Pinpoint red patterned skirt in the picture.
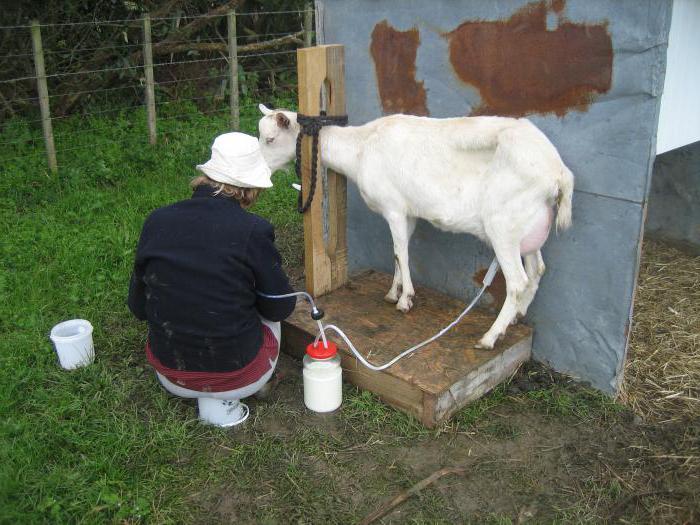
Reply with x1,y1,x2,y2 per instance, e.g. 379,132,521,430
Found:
145,325,279,393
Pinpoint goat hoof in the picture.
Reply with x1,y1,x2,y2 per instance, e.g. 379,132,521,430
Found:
384,292,399,304
474,338,495,350
396,296,413,313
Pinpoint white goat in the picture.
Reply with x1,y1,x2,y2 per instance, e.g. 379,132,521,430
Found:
258,105,574,349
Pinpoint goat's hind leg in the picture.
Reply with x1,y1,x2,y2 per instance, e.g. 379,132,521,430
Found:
476,239,529,349
516,250,545,319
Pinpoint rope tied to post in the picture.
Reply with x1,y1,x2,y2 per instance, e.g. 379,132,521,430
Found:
295,111,348,213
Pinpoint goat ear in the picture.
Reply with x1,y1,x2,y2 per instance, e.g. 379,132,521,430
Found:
276,112,290,129
259,103,273,116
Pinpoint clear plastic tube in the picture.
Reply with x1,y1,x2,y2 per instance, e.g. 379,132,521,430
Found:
315,285,488,371
257,257,499,371
256,289,329,347
257,289,317,307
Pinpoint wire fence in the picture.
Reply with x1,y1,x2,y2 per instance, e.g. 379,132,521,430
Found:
0,6,311,171
0,10,309,29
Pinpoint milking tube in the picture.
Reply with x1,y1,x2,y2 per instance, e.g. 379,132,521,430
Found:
256,257,499,371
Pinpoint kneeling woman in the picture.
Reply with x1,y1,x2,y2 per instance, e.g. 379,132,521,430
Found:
128,132,296,426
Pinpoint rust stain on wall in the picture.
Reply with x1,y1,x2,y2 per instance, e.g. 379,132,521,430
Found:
473,268,507,310
445,0,612,117
370,20,429,116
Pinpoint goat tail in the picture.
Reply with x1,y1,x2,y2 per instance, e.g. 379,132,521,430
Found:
555,165,574,232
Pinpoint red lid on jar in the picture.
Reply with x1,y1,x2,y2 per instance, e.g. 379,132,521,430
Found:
306,340,338,359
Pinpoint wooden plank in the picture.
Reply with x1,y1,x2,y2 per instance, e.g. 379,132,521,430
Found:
142,14,157,145
282,270,532,427
30,20,57,173
324,47,348,291
297,46,329,296
296,45,348,296
429,334,532,426
227,10,239,130
287,270,531,394
283,321,424,418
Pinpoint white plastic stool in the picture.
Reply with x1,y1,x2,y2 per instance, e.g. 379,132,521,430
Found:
197,398,249,427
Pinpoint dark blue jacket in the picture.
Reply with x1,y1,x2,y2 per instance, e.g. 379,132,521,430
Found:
128,185,296,372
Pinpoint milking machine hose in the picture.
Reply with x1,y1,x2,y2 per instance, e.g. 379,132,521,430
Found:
257,257,499,371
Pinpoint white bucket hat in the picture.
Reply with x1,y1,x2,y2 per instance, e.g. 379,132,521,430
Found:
196,132,272,188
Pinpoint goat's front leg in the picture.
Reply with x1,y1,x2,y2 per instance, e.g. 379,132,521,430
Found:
477,237,528,349
385,214,416,313
384,217,416,304
384,255,402,304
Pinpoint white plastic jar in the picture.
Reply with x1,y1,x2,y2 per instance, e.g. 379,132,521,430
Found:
303,341,342,412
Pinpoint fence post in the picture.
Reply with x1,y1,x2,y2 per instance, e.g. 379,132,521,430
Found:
142,13,157,145
227,10,239,130
30,20,57,173
297,45,347,296
304,4,314,47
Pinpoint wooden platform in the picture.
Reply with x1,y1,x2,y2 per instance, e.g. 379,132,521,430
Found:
282,271,532,428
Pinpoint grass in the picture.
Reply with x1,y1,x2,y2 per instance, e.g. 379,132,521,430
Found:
1,102,697,524
0,99,304,523
340,390,428,439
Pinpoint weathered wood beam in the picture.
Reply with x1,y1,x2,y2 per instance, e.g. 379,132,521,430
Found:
297,45,348,297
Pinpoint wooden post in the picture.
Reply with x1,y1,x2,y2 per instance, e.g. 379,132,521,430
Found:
142,14,157,145
297,45,347,296
304,4,314,47
227,10,239,130
30,20,57,173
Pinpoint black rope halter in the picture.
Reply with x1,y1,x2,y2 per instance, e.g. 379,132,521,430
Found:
295,111,349,213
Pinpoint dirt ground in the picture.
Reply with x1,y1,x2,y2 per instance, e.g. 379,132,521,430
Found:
192,241,698,524
191,356,696,524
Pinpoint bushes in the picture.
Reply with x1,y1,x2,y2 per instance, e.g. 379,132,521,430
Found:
0,0,307,120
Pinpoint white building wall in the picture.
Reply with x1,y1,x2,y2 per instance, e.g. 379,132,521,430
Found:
657,0,700,154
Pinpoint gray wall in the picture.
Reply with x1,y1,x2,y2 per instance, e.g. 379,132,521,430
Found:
318,0,672,393
646,141,700,253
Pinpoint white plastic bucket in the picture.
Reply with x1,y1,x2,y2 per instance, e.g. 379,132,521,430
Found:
49,319,94,370
197,398,249,427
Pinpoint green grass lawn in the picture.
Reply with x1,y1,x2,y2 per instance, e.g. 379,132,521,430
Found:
0,101,304,523
2,102,696,524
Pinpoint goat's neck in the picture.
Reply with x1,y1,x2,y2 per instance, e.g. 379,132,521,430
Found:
318,126,362,182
